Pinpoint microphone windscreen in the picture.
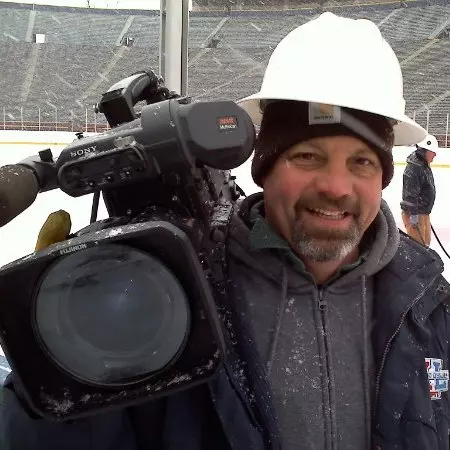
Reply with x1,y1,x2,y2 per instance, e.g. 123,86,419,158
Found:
0,165,39,227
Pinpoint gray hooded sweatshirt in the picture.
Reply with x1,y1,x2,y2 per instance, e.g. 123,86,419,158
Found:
226,196,400,450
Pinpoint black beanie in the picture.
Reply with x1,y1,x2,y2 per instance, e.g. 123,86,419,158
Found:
252,101,395,189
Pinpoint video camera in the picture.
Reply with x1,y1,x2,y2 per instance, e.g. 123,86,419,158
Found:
0,70,255,421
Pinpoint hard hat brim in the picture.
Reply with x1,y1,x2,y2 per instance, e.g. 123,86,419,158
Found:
237,94,427,147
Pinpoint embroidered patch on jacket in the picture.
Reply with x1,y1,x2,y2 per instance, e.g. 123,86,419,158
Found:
425,358,449,400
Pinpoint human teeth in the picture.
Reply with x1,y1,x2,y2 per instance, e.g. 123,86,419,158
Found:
312,209,346,218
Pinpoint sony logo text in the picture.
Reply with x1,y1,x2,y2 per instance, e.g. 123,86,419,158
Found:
70,146,97,158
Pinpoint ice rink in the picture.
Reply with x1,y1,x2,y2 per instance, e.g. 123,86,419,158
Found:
0,132,449,381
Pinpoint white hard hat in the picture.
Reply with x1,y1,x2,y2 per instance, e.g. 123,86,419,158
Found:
417,134,438,153
237,12,426,146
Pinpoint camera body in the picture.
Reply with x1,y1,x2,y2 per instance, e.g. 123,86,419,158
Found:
0,71,255,421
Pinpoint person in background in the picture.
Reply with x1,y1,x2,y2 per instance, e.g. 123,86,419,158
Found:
401,134,438,246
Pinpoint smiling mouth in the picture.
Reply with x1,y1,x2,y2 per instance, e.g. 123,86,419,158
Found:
306,208,350,220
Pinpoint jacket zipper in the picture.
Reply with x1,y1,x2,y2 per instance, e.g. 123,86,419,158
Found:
318,288,336,450
373,275,440,419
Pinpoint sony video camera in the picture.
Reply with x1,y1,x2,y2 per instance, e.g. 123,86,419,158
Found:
0,70,255,421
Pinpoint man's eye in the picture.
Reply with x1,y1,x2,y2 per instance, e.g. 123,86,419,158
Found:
290,152,318,161
354,157,377,167
351,156,381,176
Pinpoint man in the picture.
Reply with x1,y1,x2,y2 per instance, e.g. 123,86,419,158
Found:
1,12,449,450
401,134,438,247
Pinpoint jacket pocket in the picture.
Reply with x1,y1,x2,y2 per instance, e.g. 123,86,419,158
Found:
403,417,438,449
401,401,449,449
400,376,439,449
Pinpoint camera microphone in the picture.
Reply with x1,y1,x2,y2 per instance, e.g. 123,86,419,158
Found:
0,149,59,227
0,164,40,227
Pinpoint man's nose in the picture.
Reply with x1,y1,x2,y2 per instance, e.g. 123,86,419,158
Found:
313,162,353,199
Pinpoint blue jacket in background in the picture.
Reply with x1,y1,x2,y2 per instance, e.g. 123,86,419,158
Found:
401,147,436,215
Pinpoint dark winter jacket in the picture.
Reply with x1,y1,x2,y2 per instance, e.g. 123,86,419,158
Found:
401,148,436,215
1,193,449,450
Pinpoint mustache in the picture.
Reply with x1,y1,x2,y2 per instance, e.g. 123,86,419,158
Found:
294,194,360,216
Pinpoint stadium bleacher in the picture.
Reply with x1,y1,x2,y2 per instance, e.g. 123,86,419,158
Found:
1,0,450,135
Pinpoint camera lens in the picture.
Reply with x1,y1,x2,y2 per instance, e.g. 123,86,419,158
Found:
33,244,190,386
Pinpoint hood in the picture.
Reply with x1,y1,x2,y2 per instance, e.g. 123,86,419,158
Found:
229,192,399,287
407,148,427,166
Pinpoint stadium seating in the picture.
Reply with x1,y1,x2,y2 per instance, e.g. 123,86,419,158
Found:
1,0,450,135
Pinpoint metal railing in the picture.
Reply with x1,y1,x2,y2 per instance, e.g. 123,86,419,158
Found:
1,107,110,134
410,110,450,147
1,120,110,133
2,106,450,146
